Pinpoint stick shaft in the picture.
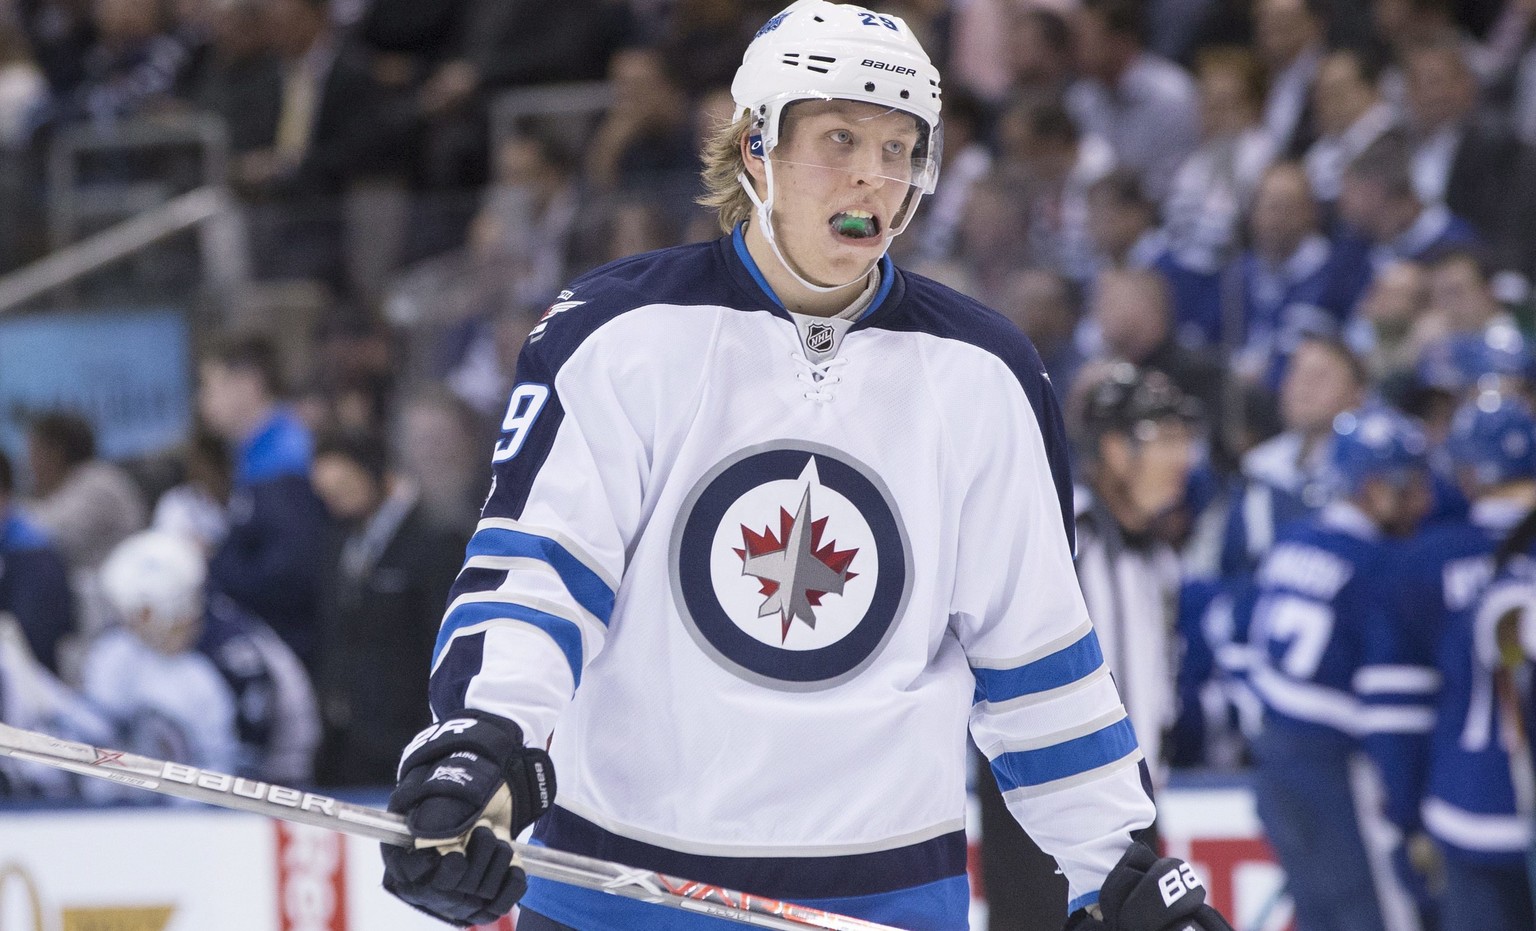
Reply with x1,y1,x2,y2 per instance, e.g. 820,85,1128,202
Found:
0,723,899,931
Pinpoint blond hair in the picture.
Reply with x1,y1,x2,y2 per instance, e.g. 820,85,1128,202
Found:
697,110,757,233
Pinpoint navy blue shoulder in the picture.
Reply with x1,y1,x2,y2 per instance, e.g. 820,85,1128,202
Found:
520,238,775,378
864,271,1054,393
863,270,1077,550
198,595,262,653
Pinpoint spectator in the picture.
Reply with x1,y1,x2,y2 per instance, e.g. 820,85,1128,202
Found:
1303,48,1398,207
236,0,416,288
0,18,45,147
910,87,992,265
1252,0,1326,157
410,0,630,110
0,19,44,272
89,529,320,782
1235,161,1360,388
1221,335,1367,580
1338,131,1480,276
1084,171,1223,347
150,427,233,554
1403,38,1536,287
583,46,697,195
23,411,147,640
58,0,193,125
997,97,1115,286
1091,266,1229,439
940,168,1032,299
1002,5,1075,105
0,450,73,676
308,430,465,786
16,0,97,101
1163,46,1277,274
393,387,486,535
472,133,583,310
185,0,281,155
1427,248,1511,337
1066,0,1201,201
1352,259,1433,384
1372,0,1533,95
994,268,1085,397
199,334,329,665
655,0,771,93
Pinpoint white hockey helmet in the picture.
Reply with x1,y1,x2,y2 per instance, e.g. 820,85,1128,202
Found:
733,0,943,186
732,0,944,243
100,530,207,628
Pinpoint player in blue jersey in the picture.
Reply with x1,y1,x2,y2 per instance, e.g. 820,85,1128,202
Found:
1245,406,1435,931
1412,392,1536,931
379,3,1235,930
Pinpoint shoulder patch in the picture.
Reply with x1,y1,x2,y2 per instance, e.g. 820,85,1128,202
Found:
528,290,587,343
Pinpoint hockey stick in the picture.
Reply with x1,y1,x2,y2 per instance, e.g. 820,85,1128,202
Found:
0,722,901,931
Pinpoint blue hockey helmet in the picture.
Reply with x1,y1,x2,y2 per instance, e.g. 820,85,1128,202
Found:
1447,390,1536,487
1414,323,1535,395
1329,405,1429,496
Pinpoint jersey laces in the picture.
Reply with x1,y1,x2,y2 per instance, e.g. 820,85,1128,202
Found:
791,352,848,402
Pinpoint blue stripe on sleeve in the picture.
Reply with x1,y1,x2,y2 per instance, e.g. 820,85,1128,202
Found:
1068,890,1101,914
991,716,1139,792
466,527,615,625
972,630,1104,705
434,600,585,688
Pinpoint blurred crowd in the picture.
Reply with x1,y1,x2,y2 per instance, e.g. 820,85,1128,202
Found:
5,0,1536,925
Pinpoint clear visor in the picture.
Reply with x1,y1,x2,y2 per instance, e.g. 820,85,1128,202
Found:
757,97,943,235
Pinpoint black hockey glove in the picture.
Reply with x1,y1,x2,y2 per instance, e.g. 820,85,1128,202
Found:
381,710,555,927
1063,842,1234,931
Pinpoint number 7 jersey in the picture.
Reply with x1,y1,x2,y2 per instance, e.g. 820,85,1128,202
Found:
427,228,1155,929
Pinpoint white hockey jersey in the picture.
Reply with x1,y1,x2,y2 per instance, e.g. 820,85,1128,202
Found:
430,228,1155,930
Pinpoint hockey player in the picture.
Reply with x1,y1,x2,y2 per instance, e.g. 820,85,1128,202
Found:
88,530,320,783
381,4,1235,930
1412,392,1536,931
1245,406,1435,931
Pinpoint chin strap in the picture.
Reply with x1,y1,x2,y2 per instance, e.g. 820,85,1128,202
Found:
737,162,879,295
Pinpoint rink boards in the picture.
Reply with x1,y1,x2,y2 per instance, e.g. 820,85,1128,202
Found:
0,779,1288,931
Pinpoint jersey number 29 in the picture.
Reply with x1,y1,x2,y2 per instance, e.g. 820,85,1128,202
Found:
492,383,551,463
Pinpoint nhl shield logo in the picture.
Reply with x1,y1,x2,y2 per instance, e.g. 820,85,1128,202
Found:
805,322,836,354
670,441,912,691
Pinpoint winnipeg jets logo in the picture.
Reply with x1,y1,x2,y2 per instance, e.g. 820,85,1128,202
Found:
428,765,475,787
671,442,912,690
736,484,859,642
527,290,586,342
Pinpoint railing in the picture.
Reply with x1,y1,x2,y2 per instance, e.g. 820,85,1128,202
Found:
490,80,612,151
47,112,230,251
0,185,248,317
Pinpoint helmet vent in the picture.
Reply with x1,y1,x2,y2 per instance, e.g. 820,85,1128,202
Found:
807,65,830,74
808,55,836,63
